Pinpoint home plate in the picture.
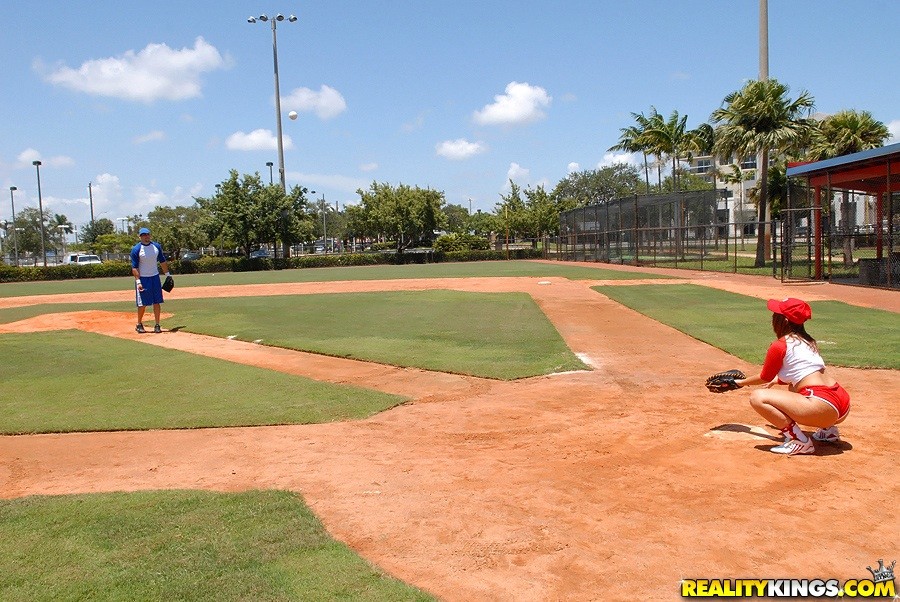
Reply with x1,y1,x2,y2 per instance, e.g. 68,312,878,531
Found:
705,423,773,441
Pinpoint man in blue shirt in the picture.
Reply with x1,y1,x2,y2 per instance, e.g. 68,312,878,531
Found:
130,227,172,333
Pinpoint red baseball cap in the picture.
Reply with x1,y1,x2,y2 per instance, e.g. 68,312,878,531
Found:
767,297,812,324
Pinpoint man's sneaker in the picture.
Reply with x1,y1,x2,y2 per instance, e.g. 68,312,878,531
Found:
153,324,162,333
812,426,840,443
770,436,815,456
135,323,146,334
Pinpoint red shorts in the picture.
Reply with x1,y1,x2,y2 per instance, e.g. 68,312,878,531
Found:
799,383,850,420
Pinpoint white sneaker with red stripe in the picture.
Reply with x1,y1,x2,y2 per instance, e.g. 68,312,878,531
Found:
770,422,815,455
812,426,840,443
770,437,815,455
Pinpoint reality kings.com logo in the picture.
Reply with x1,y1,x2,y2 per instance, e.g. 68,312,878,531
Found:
681,559,896,598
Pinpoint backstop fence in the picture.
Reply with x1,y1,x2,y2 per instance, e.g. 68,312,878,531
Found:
545,188,899,289
779,181,899,288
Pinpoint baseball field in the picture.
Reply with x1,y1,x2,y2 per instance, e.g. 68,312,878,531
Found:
1,260,897,601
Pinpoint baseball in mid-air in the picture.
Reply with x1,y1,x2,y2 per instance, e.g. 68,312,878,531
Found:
288,110,298,120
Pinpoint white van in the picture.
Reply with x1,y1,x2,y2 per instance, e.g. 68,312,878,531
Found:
64,254,103,265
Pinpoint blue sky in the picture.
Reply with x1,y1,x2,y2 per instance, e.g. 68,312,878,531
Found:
2,1,899,233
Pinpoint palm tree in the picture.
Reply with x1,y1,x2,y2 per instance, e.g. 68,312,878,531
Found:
642,109,692,192
806,110,889,266
712,79,815,267
608,121,651,193
640,108,667,191
608,110,660,192
48,213,73,261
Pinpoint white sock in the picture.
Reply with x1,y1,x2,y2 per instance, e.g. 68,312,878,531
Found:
791,423,809,442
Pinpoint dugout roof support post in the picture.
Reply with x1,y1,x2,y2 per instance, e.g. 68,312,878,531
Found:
787,142,900,285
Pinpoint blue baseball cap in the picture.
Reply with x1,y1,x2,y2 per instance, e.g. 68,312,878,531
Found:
139,227,151,235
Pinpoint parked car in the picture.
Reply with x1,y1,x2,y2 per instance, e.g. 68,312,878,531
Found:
181,251,202,262
63,254,103,265
249,249,270,259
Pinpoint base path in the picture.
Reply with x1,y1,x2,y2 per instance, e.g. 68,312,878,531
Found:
1,263,897,601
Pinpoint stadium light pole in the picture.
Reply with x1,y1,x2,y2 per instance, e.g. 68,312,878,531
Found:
266,161,274,185
32,160,47,267
9,186,19,267
247,13,297,193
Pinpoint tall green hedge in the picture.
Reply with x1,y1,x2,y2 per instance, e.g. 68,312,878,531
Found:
0,260,133,283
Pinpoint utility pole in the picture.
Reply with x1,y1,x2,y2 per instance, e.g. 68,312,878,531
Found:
759,0,769,81
758,0,771,260
88,182,95,224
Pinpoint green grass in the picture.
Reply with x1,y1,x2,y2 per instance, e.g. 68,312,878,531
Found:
0,290,587,381
0,260,671,297
171,290,587,379
592,284,899,369
0,330,407,434
0,490,434,602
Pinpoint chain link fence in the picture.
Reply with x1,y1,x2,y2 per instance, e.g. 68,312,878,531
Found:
545,188,899,289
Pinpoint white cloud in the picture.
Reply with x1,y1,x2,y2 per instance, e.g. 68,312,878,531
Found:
359,162,378,172
283,85,347,120
226,129,295,151
131,186,169,212
16,148,41,165
888,119,900,143
134,130,165,144
435,139,486,160
16,148,74,169
473,81,551,126
56,173,124,225
37,37,229,102
506,162,530,186
567,162,580,173
597,151,640,168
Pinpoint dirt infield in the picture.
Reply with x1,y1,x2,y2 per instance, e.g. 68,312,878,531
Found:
1,262,897,601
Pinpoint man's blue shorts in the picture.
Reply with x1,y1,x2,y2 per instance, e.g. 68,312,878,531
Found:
136,275,164,307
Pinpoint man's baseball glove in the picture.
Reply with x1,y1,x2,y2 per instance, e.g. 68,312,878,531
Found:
705,369,745,393
162,274,175,292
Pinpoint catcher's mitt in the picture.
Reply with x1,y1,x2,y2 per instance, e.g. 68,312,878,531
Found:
161,274,175,293
705,369,745,393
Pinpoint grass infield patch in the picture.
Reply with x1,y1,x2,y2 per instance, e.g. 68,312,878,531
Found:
0,330,407,434
592,284,899,370
171,290,588,380
0,490,433,601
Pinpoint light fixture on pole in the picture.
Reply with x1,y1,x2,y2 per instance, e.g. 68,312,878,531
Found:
32,160,47,267
266,161,274,185
247,13,298,193
9,186,19,267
